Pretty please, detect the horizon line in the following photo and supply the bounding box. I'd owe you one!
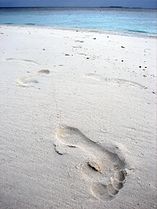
[0,6,157,9]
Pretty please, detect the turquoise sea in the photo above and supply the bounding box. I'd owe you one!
[0,8,157,36]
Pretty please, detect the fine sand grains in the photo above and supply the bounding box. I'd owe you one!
[0,25,156,209]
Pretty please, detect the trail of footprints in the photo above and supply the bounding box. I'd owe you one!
[16,69,50,87]
[55,126,127,201]
[17,67,128,200]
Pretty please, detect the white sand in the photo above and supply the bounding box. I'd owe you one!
[0,25,157,209]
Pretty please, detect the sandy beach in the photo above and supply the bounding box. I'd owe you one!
[0,25,157,209]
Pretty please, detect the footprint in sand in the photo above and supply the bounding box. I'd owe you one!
[6,58,40,65]
[85,73,147,89]
[16,69,50,87]
[16,77,39,87]
[55,125,128,201]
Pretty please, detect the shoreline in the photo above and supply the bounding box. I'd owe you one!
[1,24,157,39]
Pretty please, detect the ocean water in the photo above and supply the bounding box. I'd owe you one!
[0,8,157,36]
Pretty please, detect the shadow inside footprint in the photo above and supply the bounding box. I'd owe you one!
[87,161,102,173]
[38,69,50,74]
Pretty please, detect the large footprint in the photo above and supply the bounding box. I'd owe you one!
[55,125,127,201]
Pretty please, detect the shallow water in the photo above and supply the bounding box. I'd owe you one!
[0,8,157,36]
